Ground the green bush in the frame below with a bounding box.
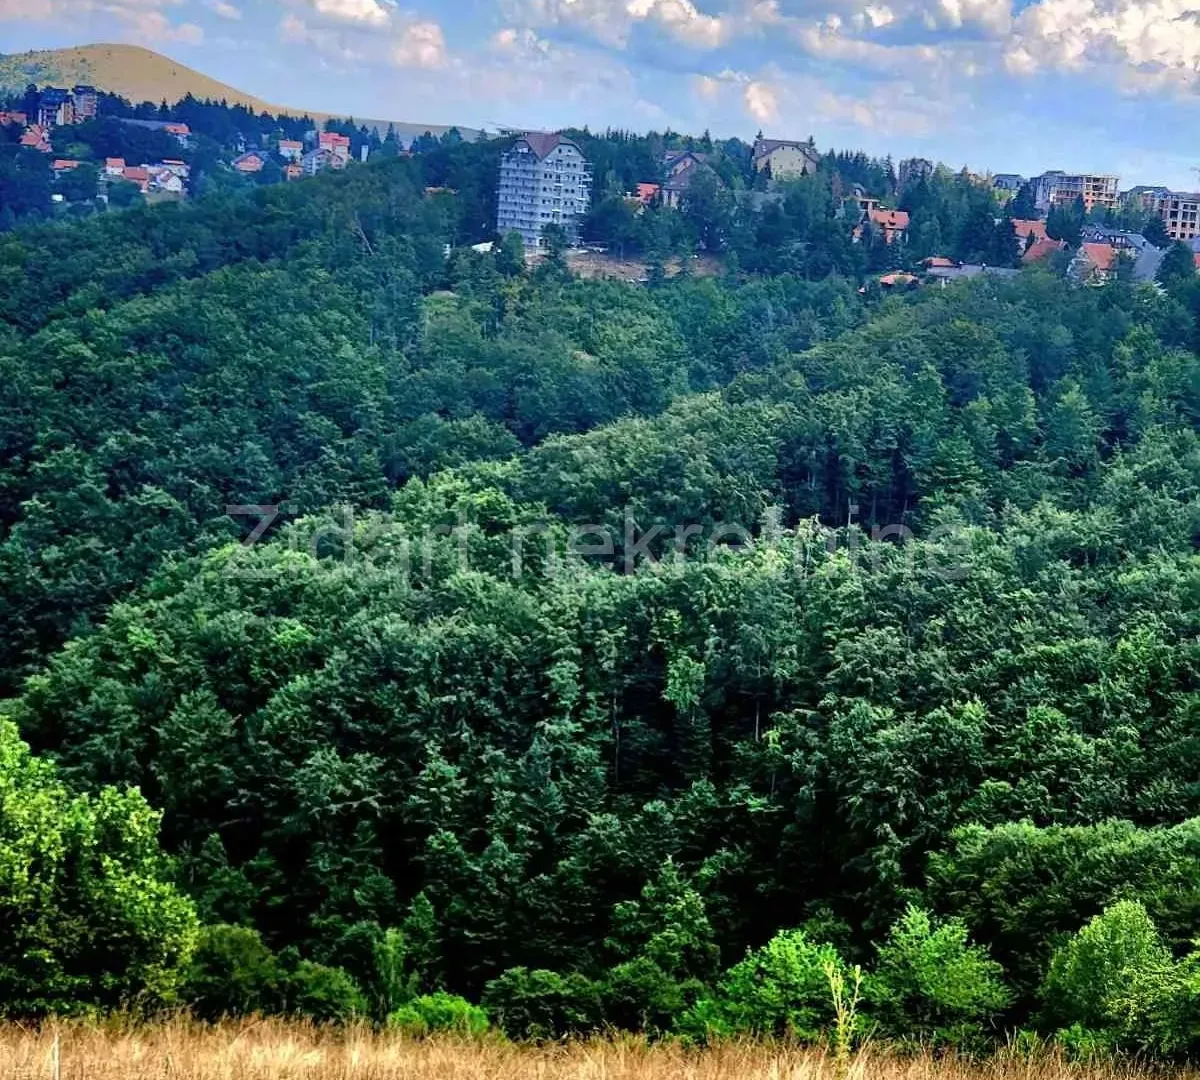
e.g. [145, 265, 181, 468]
[867, 904, 1011, 1047]
[482, 967, 603, 1040]
[0, 720, 198, 1016]
[601, 956, 705, 1036]
[182, 924, 283, 1019]
[286, 960, 367, 1024]
[388, 991, 490, 1037]
[1042, 900, 1183, 1054]
[682, 929, 847, 1042]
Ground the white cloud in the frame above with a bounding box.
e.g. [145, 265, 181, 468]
[0, 0, 204, 40]
[1006, 0, 1200, 85]
[206, 0, 241, 18]
[744, 80, 778, 120]
[309, 0, 390, 27]
[392, 18, 447, 68]
[504, 0, 726, 48]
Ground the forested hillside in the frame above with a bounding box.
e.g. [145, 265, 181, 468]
[4, 141, 1200, 1059]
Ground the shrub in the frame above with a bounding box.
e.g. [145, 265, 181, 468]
[388, 991, 490, 1037]
[286, 960, 367, 1023]
[867, 904, 1011, 1047]
[0, 720, 198, 1016]
[182, 924, 283, 1019]
[682, 929, 847, 1041]
[1042, 900, 1183, 1054]
[482, 967, 603, 1040]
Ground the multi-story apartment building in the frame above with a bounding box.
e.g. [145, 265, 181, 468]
[1032, 171, 1120, 213]
[497, 132, 592, 250]
[72, 85, 98, 121]
[1158, 192, 1200, 241]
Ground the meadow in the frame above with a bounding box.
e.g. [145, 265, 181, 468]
[0, 1022, 1182, 1080]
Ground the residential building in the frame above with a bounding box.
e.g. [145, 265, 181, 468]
[36, 88, 74, 128]
[19, 126, 51, 153]
[1031, 171, 1120, 214]
[1080, 225, 1165, 282]
[634, 182, 660, 206]
[1071, 242, 1120, 283]
[278, 139, 303, 162]
[496, 132, 592, 248]
[148, 168, 184, 194]
[319, 131, 351, 164]
[992, 173, 1025, 193]
[1157, 192, 1200, 241]
[232, 151, 266, 174]
[926, 264, 1020, 284]
[1124, 185, 1170, 213]
[1012, 219, 1048, 244]
[898, 157, 934, 188]
[660, 150, 719, 209]
[121, 166, 151, 193]
[284, 163, 303, 181]
[157, 160, 189, 179]
[854, 206, 910, 245]
[104, 157, 126, 177]
[72, 85, 98, 120]
[51, 159, 83, 176]
[0, 111, 27, 127]
[752, 137, 820, 182]
[301, 147, 340, 175]
[1023, 237, 1067, 264]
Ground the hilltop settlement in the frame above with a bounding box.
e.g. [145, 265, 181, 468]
[3, 80, 1200, 293]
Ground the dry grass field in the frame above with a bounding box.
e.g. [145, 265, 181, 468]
[0, 1021, 1184, 1080]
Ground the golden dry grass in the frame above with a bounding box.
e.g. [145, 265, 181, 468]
[0, 1020, 1188, 1080]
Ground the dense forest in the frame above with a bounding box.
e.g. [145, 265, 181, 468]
[3, 131, 1200, 1059]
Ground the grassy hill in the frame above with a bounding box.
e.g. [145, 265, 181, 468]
[0, 43, 480, 140]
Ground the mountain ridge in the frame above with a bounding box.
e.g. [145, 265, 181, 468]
[0, 43, 480, 140]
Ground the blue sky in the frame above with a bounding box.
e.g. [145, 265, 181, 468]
[3, 0, 1200, 187]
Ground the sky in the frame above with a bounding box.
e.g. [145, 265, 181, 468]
[3, 0, 1200, 187]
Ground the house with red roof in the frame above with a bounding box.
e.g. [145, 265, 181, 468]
[19, 125, 51, 152]
[1012, 219, 1048, 244]
[1071, 242, 1120, 283]
[122, 166, 151, 193]
[232, 151, 266, 174]
[104, 157, 126, 176]
[854, 206, 910, 244]
[1022, 237, 1067, 264]
[635, 182, 660, 206]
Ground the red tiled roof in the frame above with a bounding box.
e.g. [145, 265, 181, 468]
[924, 256, 956, 268]
[106, 157, 125, 168]
[164, 123, 189, 135]
[636, 182, 660, 203]
[879, 272, 918, 287]
[123, 166, 150, 181]
[51, 159, 82, 170]
[1012, 219, 1047, 241]
[1022, 237, 1066, 264]
[868, 207, 910, 231]
[1081, 242, 1118, 271]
